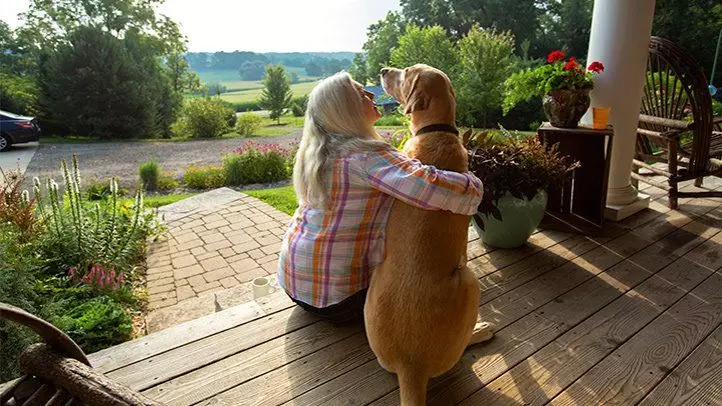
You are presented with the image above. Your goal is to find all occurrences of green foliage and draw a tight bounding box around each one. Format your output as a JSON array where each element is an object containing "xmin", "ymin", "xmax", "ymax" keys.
[
  {"xmin": 259, "ymin": 65, "xmax": 293, "ymax": 124},
  {"xmin": 713, "ymin": 100, "xmax": 722, "ymax": 118},
  {"xmin": 291, "ymin": 103, "xmax": 304, "ymax": 117},
  {"xmin": 349, "ymin": 53, "xmax": 370, "ymax": 85},
  {"xmin": 375, "ymin": 113, "xmax": 407, "ymax": 127},
  {"xmin": 183, "ymin": 165, "xmax": 225, "ymax": 189},
  {"xmin": 34, "ymin": 155, "xmax": 161, "ymax": 275},
  {"xmin": 0, "ymin": 170, "xmax": 39, "ymax": 242},
  {"xmin": 50, "ymin": 296, "xmax": 132, "ymax": 353},
  {"xmin": 38, "ymin": 26, "xmax": 179, "ymax": 139},
  {"xmin": 0, "ymin": 73, "xmax": 38, "ymax": 116},
  {"xmin": 223, "ymin": 142, "xmax": 291, "ymax": 186},
  {"xmin": 85, "ymin": 179, "xmax": 129, "ymax": 201},
  {"xmin": 363, "ymin": 11, "xmax": 406, "ymax": 84},
  {"xmin": 139, "ymin": 159, "xmax": 160, "ymax": 191},
  {"xmin": 239, "ymin": 60, "xmax": 267, "ymax": 80},
  {"xmin": 0, "ymin": 224, "xmax": 43, "ymax": 381},
  {"xmin": 157, "ymin": 172, "xmax": 179, "ymax": 191},
  {"xmin": 502, "ymin": 52, "xmax": 600, "ymax": 114},
  {"xmin": 245, "ymin": 185, "xmax": 298, "ymax": 215},
  {"xmin": 390, "ymin": 24, "xmax": 458, "ymax": 78},
  {"xmin": 456, "ymin": 26, "xmax": 516, "ymax": 127},
  {"xmin": 467, "ymin": 128, "xmax": 579, "ymax": 228},
  {"xmin": 173, "ymin": 98, "xmax": 233, "ymax": 138},
  {"xmin": 381, "ymin": 129, "xmax": 411, "ymax": 150},
  {"xmin": 235, "ymin": 113, "xmax": 263, "ymax": 136}
]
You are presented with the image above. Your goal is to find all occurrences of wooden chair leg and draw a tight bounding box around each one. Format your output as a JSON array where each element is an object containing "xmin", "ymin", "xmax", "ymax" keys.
[{"xmin": 668, "ymin": 141, "xmax": 679, "ymax": 210}]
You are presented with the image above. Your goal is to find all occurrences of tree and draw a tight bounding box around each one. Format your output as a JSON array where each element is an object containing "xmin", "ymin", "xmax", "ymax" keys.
[
  {"xmin": 166, "ymin": 53, "xmax": 201, "ymax": 93},
  {"xmin": 456, "ymin": 26, "xmax": 515, "ymax": 127},
  {"xmin": 289, "ymin": 71, "xmax": 300, "ymax": 84},
  {"xmin": 390, "ymin": 24, "xmax": 458, "ymax": 78},
  {"xmin": 38, "ymin": 26, "xmax": 173, "ymax": 139},
  {"xmin": 363, "ymin": 11, "xmax": 405, "ymax": 83},
  {"xmin": 239, "ymin": 60, "xmax": 267, "ymax": 80},
  {"xmin": 259, "ymin": 65, "xmax": 293, "ymax": 124},
  {"xmin": 305, "ymin": 61, "xmax": 322, "ymax": 76},
  {"xmin": 349, "ymin": 53, "xmax": 370, "ymax": 85},
  {"xmin": 653, "ymin": 0, "xmax": 722, "ymax": 82}
]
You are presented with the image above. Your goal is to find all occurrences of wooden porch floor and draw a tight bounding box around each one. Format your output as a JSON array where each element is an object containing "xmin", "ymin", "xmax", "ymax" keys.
[{"xmin": 87, "ymin": 179, "xmax": 722, "ymax": 406}]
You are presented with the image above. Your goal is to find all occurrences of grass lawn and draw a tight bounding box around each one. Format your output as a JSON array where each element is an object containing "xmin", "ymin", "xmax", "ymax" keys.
[
  {"xmin": 245, "ymin": 185, "xmax": 297, "ymax": 215},
  {"xmin": 220, "ymin": 81, "xmax": 319, "ymax": 103},
  {"xmin": 120, "ymin": 193, "xmax": 199, "ymax": 208}
]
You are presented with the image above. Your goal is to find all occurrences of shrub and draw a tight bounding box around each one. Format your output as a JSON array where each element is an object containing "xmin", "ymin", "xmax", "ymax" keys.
[
  {"xmin": 34, "ymin": 155, "xmax": 161, "ymax": 276},
  {"xmin": 235, "ymin": 113, "xmax": 263, "ymax": 136},
  {"xmin": 0, "ymin": 224, "xmax": 43, "ymax": 381},
  {"xmin": 291, "ymin": 102, "xmax": 304, "ymax": 117},
  {"xmin": 157, "ymin": 171, "xmax": 179, "ymax": 191},
  {"xmin": 183, "ymin": 165, "xmax": 225, "ymax": 189},
  {"xmin": 50, "ymin": 296, "xmax": 133, "ymax": 353},
  {"xmin": 225, "ymin": 100, "xmax": 262, "ymax": 112},
  {"xmin": 0, "ymin": 169, "xmax": 39, "ymax": 242},
  {"xmin": 138, "ymin": 159, "xmax": 160, "ymax": 191},
  {"xmin": 375, "ymin": 113, "xmax": 407, "ymax": 127},
  {"xmin": 223, "ymin": 141, "xmax": 291, "ymax": 185},
  {"xmin": 85, "ymin": 178, "xmax": 129, "ymax": 201},
  {"xmin": 172, "ymin": 98, "xmax": 233, "ymax": 138}
]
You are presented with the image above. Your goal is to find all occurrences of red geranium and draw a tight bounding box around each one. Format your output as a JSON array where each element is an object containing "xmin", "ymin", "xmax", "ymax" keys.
[
  {"xmin": 563, "ymin": 56, "xmax": 578, "ymax": 71},
  {"xmin": 587, "ymin": 61, "xmax": 604, "ymax": 73},
  {"xmin": 547, "ymin": 50, "xmax": 565, "ymax": 63}
]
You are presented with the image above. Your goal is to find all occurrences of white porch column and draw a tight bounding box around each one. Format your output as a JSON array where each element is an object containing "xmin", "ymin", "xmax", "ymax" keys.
[{"xmin": 581, "ymin": 0, "xmax": 656, "ymax": 221}]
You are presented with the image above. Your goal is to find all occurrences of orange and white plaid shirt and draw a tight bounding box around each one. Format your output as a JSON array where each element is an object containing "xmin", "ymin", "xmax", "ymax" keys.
[{"xmin": 278, "ymin": 145, "xmax": 483, "ymax": 308}]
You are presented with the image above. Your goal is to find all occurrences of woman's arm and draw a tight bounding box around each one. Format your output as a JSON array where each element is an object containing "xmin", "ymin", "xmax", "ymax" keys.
[{"xmin": 362, "ymin": 147, "xmax": 483, "ymax": 215}]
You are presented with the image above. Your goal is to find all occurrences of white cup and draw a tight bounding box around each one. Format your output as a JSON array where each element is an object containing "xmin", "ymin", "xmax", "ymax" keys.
[{"xmin": 252, "ymin": 277, "xmax": 271, "ymax": 299}]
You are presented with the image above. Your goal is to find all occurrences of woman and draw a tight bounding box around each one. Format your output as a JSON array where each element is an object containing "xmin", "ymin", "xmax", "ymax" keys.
[{"xmin": 279, "ymin": 72, "xmax": 483, "ymax": 324}]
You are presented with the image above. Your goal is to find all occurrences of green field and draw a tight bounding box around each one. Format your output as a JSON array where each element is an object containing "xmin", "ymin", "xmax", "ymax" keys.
[
  {"xmin": 195, "ymin": 68, "xmax": 317, "ymax": 92},
  {"xmin": 220, "ymin": 81, "xmax": 319, "ymax": 103}
]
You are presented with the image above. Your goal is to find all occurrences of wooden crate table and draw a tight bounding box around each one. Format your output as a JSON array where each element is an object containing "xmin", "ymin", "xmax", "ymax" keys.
[{"xmin": 537, "ymin": 122, "xmax": 614, "ymax": 232}]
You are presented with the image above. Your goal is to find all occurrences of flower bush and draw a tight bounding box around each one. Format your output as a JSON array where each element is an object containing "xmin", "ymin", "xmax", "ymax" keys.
[
  {"xmin": 183, "ymin": 165, "xmax": 225, "ymax": 189},
  {"xmin": 223, "ymin": 141, "xmax": 291, "ymax": 185},
  {"xmin": 467, "ymin": 128, "xmax": 580, "ymax": 228},
  {"xmin": 0, "ymin": 157, "xmax": 160, "ymax": 381},
  {"xmin": 503, "ymin": 50, "xmax": 604, "ymax": 113}
]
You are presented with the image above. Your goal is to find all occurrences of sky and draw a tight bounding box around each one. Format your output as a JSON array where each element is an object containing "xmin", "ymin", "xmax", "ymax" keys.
[{"xmin": 1, "ymin": 0, "xmax": 401, "ymax": 52}]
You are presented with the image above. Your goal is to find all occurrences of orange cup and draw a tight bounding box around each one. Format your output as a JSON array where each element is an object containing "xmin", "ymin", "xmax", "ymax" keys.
[{"xmin": 592, "ymin": 107, "xmax": 611, "ymax": 129}]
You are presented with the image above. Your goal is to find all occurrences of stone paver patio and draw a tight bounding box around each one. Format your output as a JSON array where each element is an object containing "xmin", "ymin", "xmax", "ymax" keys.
[{"xmin": 143, "ymin": 188, "xmax": 292, "ymax": 332}]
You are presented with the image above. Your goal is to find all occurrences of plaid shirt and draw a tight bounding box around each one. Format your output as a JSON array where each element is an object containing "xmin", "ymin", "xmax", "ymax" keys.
[{"xmin": 278, "ymin": 145, "xmax": 483, "ymax": 308}]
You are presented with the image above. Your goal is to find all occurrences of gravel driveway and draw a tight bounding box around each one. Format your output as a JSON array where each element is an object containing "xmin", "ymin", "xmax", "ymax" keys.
[{"xmin": 23, "ymin": 132, "xmax": 301, "ymax": 189}]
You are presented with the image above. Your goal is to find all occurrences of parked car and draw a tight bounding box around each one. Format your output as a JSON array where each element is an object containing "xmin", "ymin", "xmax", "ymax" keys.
[{"xmin": 0, "ymin": 110, "xmax": 42, "ymax": 151}]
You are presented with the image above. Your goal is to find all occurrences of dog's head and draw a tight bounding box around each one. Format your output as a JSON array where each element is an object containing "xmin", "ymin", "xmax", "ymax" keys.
[{"xmin": 379, "ymin": 64, "xmax": 455, "ymax": 116}]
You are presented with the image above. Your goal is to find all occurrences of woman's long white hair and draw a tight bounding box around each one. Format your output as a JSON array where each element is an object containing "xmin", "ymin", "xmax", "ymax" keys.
[{"xmin": 293, "ymin": 72, "xmax": 386, "ymax": 208}]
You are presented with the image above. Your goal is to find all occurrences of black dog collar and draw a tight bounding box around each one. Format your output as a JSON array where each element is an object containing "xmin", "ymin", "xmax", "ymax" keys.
[{"xmin": 415, "ymin": 123, "xmax": 459, "ymax": 136}]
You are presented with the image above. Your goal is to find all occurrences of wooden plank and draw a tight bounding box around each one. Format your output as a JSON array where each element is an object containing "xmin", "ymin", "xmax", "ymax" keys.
[
  {"xmin": 291, "ymin": 199, "xmax": 718, "ymax": 406},
  {"xmin": 107, "ymin": 306, "xmax": 320, "ymax": 391},
  {"xmin": 141, "ymin": 321, "xmax": 361, "ymax": 405},
  {"xmin": 638, "ymin": 324, "xmax": 722, "ymax": 406},
  {"xmin": 372, "ymin": 202, "xmax": 721, "ymax": 405},
  {"xmin": 88, "ymin": 291, "xmax": 294, "ymax": 373},
  {"xmin": 197, "ymin": 332, "xmax": 376, "ymax": 406},
  {"xmin": 549, "ymin": 272, "xmax": 722, "ymax": 405},
  {"xmin": 461, "ymin": 255, "xmax": 714, "ymax": 405}
]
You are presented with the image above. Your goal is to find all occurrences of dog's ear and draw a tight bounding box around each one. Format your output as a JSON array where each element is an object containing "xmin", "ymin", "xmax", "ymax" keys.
[
  {"xmin": 402, "ymin": 73, "xmax": 429, "ymax": 114},
  {"xmin": 461, "ymin": 129, "xmax": 472, "ymax": 147}
]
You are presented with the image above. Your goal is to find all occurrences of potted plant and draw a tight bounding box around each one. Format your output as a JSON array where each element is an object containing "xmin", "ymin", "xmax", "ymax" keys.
[
  {"xmin": 503, "ymin": 50, "xmax": 604, "ymax": 128},
  {"xmin": 467, "ymin": 128, "xmax": 580, "ymax": 248}
]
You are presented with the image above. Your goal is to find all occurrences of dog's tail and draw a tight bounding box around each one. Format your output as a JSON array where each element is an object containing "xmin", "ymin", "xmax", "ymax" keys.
[{"xmin": 397, "ymin": 366, "xmax": 428, "ymax": 406}]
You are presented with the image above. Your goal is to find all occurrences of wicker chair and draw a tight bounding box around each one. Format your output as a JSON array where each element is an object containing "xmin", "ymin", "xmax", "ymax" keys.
[
  {"xmin": 633, "ymin": 36, "xmax": 722, "ymax": 209},
  {"xmin": 0, "ymin": 303, "xmax": 162, "ymax": 406}
]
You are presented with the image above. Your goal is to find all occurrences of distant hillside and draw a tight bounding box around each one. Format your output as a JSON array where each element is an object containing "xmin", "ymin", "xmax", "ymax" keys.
[{"xmin": 186, "ymin": 51, "xmax": 354, "ymax": 73}]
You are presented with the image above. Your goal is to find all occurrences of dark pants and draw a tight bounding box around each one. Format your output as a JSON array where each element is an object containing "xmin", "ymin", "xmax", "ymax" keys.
[{"xmin": 289, "ymin": 289, "xmax": 367, "ymax": 325}]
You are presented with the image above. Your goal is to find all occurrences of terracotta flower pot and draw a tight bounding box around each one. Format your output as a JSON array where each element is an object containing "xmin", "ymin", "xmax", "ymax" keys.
[{"xmin": 543, "ymin": 89, "xmax": 591, "ymax": 128}]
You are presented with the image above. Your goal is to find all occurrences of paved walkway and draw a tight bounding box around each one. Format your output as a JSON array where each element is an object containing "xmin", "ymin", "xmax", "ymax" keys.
[
  {"xmin": 0, "ymin": 142, "xmax": 38, "ymax": 185},
  {"xmin": 144, "ymin": 188, "xmax": 292, "ymax": 332}
]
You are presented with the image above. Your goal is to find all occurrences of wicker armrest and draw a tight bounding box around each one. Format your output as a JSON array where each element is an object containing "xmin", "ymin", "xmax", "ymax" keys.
[
  {"xmin": 713, "ymin": 117, "xmax": 722, "ymax": 124},
  {"xmin": 637, "ymin": 127, "xmax": 685, "ymax": 141},
  {"xmin": 638, "ymin": 114, "xmax": 693, "ymax": 130}
]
